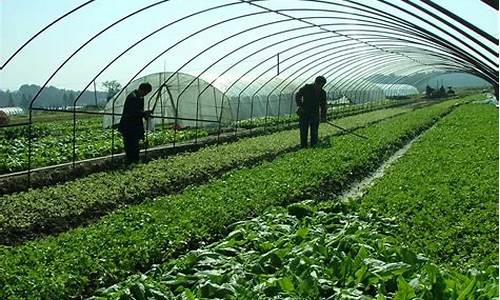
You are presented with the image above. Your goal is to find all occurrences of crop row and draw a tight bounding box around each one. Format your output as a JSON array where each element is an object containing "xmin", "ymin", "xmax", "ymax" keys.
[
  {"xmin": 234, "ymin": 98, "xmax": 406, "ymax": 129},
  {"xmin": 91, "ymin": 102, "xmax": 499, "ymax": 300},
  {"xmin": 0, "ymin": 98, "xmax": 414, "ymax": 174},
  {"xmin": 0, "ymin": 99, "xmax": 461, "ymax": 299},
  {"xmin": 358, "ymin": 103, "xmax": 499, "ymax": 269},
  {"xmin": 92, "ymin": 201, "xmax": 498, "ymax": 299},
  {"xmin": 0, "ymin": 106, "xmax": 412, "ymax": 245},
  {"xmin": 0, "ymin": 123, "xmax": 208, "ymax": 174}
]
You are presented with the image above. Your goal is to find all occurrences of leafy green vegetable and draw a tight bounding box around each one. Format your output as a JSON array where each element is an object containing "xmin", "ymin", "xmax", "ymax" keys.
[
  {"xmin": 0, "ymin": 98, "xmax": 471, "ymax": 299},
  {"xmin": 92, "ymin": 201, "xmax": 497, "ymax": 299},
  {"xmin": 360, "ymin": 104, "xmax": 499, "ymax": 269},
  {"xmin": 0, "ymin": 105, "xmax": 413, "ymax": 245}
]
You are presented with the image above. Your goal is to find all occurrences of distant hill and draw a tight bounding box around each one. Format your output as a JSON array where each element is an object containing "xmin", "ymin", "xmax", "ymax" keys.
[{"xmin": 0, "ymin": 84, "xmax": 108, "ymax": 108}]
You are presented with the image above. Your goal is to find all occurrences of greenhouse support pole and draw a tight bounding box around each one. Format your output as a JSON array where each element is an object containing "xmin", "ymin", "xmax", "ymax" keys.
[
  {"xmin": 111, "ymin": 99, "xmax": 115, "ymax": 166},
  {"xmin": 195, "ymin": 78, "xmax": 201, "ymax": 144},
  {"xmin": 144, "ymin": 82, "xmax": 153, "ymax": 163},
  {"xmin": 264, "ymin": 95, "xmax": 270, "ymax": 127},
  {"xmin": 160, "ymin": 73, "xmax": 165, "ymax": 129},
  {"xmin": 288, "ymin": 94, "xmax": 294, "ymax": 127},
  {"xmin": 173, "ymin": 72, "xmax": 181, "ymax": 148},
  {"xmin": 72, "ymin": 104, "xmax": 77, "ymax": 170},
  {"xmin": 277, "ymin": 52, "xmax": 280, "ymax": 75},
  {"xmin": 249, "ymin": 95, "xmax": 255, "ymax": 134},
  {"xmin": 277, "ymin": 92, "xmax": 282, "ymax": 130},
  {"xmin": 217, "ymin": 93, "xmax": 226, "ymax": 142},
  {"xmin": 27, "ymin": 109, "xmax": 33, "ymax": 188},
  {"xmin": 234, "ymin": 94, "xmax": 242, "ymax": 136}
]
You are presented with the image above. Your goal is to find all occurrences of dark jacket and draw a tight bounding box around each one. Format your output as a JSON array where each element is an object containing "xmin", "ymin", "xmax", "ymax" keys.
[
  {"xmin": 118, "ymin": 90, "xmax": 146, "ymax": 140},
  {"xmin": 295, "ymin": 84, "xmax": 327, "ymax": 120}
]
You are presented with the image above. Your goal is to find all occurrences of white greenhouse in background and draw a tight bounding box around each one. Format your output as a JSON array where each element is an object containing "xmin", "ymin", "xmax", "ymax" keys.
[
  {"xmin": 0, "ymin": 107, "xmax": 24, "ymax": 116},
  {"xmin": 376, "ymin": 84, "xmax": 419, "ymax": 97},
  {"xmin": 103, "ymin": 72, "xmax": 300, "ymax": 129}
]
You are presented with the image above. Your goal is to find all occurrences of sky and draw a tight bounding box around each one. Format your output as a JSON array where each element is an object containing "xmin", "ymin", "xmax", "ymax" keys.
[{"xmin": 0, "ymin": 0, "xmax": 498, "ymax": 91}]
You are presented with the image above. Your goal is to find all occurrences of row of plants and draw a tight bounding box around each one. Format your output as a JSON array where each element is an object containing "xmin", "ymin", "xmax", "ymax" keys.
[
  {"xmin": 0, "ymin": 99, "xmax": 400, "ymax": 174},
  {"xmin": 0, "ymin": 106, "xmax": 412, "ymax": 245},
  {"xmin": 91, "ymin": 102, "xmax": 498, "ymax": 300},
  {"xmin": 0, "ymin": 98, "xmax": 413, "ymax": 174},
  {"xmin": 0, "ymin": 122, "xmax": 208, "ymax": 174},
  {"xmin": 234, "ymin": 98, "xmax": 410, "ymax": 129},
  {"xmin": 0, "ymin": 99, "xmax": 462, "ymax": 299},
  {"xmin": 92, "ymin": 200, "xmax": 498, "ymax": 299},
  {"xmin": 1, "ymin": 116, "xmax": 103, "ymax": 140},
  {"xmin": 358, "ymin": 103, "xmax": 499, "ymax": 270}
]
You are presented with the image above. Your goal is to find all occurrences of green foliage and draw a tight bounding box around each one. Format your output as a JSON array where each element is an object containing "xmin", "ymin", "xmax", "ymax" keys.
[
  {"xmin": 92, "ymin": 202, "xmax": 498, "ymax": 299},
  {"xmin": 0, "ymin": 99, "xmax": 460, "ymax": 299},
  {"xmin": 0, "ymin": 105, "xmax": 412, "ymax": 245},
  {"xmin": 234, "ymin": 99, "xmax": 404, "ymax": 129},
  {"xmin": 0, "ymin": 117, "xmax": 207, "ymax": 173},
  {"xmin": 359, "ymin": 103, "xmax": 499, "ymax": 269}
]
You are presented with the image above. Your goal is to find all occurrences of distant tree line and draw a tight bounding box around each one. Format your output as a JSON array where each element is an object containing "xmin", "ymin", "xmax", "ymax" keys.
[{"xmin": 0, "ymin": 84, "xmax": 108, "ymax": 109}]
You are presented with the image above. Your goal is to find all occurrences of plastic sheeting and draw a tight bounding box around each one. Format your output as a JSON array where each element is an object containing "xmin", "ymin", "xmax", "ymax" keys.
[
  {"xmin": 0, "ymin": 107, "xmax": 24, "ymax": 116},
  {"xmin": 103, "ymin": 72, "xmax": 300, "ymax": 129},
  {"xmin": 376, "ymin": 84, "xmax": 419, "ymax": 97}
]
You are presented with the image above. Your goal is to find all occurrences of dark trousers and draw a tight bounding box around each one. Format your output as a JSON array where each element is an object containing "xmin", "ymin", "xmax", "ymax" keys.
[
  {"xmin": 299, "ymin": 115, "xmax": 319, "ymax": 148},
  {"xmin": 123, "ymin": 135, "xmax": 140, "ymax": 164}
]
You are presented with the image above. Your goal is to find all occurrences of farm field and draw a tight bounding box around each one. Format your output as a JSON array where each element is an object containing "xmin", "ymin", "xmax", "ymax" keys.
[
  {"xmin": 1, "ymin": 0, "xmax": 496, "ymax": 298},
  {"xmin": 0, "ymin": 97, "xmax": 466, "ymax": 299},
  {"xmin": 0, "ymin": 98, "xmax": 413, "ymax": 175},
  {"xmin": 92, "ymin": 103, "xmax": 499, "ymax": 299},
  {"xmin": 0, "ymin": 117, "xmax": 207, "ymax": 174},
  {"xmin": 234, "ymin": 98, "xmax": 405, "ymax": 129},
  {"xmin": 0, "ymin": 104, "xmax": 414, "ymax": 245},
  {"xmin": 358, "ymin": 104, "xmax": 499, "ymax": 269}
]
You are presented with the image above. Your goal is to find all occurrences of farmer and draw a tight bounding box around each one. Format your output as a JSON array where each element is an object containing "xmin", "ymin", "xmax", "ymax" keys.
[
  {"xmin": 117, "ymin": 82, "xmax": 153, "ymax": 164},
  {"xmin": 295, "ymin": 76, "xmax": 328, "ymax": 148}
]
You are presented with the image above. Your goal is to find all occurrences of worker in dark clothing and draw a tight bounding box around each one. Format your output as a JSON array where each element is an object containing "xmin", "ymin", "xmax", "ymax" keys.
[
  {"xmin": 295, "ymin": 76, "xmax": 328, "ymax": 148},
  {"xmin": 117, "ymin": 82, "xmax": 153, "ymax": 164}
]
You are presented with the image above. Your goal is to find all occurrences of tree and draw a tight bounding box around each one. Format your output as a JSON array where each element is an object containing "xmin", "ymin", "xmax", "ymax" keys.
[
  {"xmin": 7, "ymin": 92, "xmax": 15, "ymax": 107},
  {"xmin": 102, "ymin": 80, "xmax": 122, "ymax": 101},
  {"xmin": 62, "ymin": 93, "xmax": 68, "ymax": 106},
  {"xmin": 68, "ymin": 93, "xmax": 76, "ymax": 107},
  {"xmin": 21, "ymin": 94, "xmax": 30, "ymax": 109}
]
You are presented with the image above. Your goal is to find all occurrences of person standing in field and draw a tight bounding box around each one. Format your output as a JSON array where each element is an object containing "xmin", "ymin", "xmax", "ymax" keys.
[
  {"xmin": 295, "ymin": 76, "xmax": 328, "ymax": 148},
  {"xmin": 117, "ymin": 82, "xmax": 153, "ymax": 164}
]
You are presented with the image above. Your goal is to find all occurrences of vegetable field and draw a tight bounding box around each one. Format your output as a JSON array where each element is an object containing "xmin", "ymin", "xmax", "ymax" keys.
[
  {"xmin": 0, "ymin": 99, "xmax": 407, "ymax": 175},
  {"xmin": 0, "ymin": 117, "xmax": 207, "ymax": 174},
  {"xmin": 0, "ymin": 95, "xmax": 497, "ymax": 299}
]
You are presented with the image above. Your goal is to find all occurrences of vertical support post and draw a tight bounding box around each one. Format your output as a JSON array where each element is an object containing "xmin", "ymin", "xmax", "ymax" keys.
[
  {"xmin": 276, "ymin": 92, "xmax": 282, "ymax": 130},
  {"xmin": 173, "ymin": 73, "xmax": 181, "ymax": 148},
  {"xmin": 264, "ymin": 95, "xmax": 270, "ymax": 128},
  {"xmin": 160, "ymin": 73, "xmax": 165, "ymax": 129},
  {"xmin": 249, "ymin": 95, "xmax": 255, "ymax": 134},
  {"xmin": 235, "ymin": 94, "xmax": 242, "ymax": 136},
  {"xmin": 72, "ymin": 104, "xmax": 77, "ymax": 170},
  {"xmin": 217, "ymin": 93, "xmax": 226, "ymax": 142},
  {"xmin": 27, "ymin": 107, "xmax": 33, "ymax": 188},
  {"xmin": 195, "ymin": 78, "xmax": 200, "ymax": 144},
  {"xmin": 215, "ymin": 87, "xmax": 222, "ymax": 142},
  {"xmin": 277, "ymin": 52, "xmax": 280, "ymax": 76},
  {"xmin": 111, "ymin": 94, "xmax": 116, "ymax": 166}
]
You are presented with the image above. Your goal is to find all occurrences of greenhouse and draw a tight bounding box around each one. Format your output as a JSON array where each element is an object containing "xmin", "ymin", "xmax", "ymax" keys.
[
  {"xmin": 0, "ymin": 106, "xmax": 24, "ymax": 116},
  {"xmin": 376, "ymin": 83, "xmax": 420, "ymax": 97},
  {"xmin": 0, "ymin": 1, "xmax": 498, "ymax": 299},
  {"xmin": 104, "ymin": 72, "xmax": 300, "ymax": 129}
]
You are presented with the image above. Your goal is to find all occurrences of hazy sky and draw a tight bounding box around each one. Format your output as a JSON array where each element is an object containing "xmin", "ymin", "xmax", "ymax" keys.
[{"xmin": 1, "ymin": 0, "xmax": 498, "ymax": 91}]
